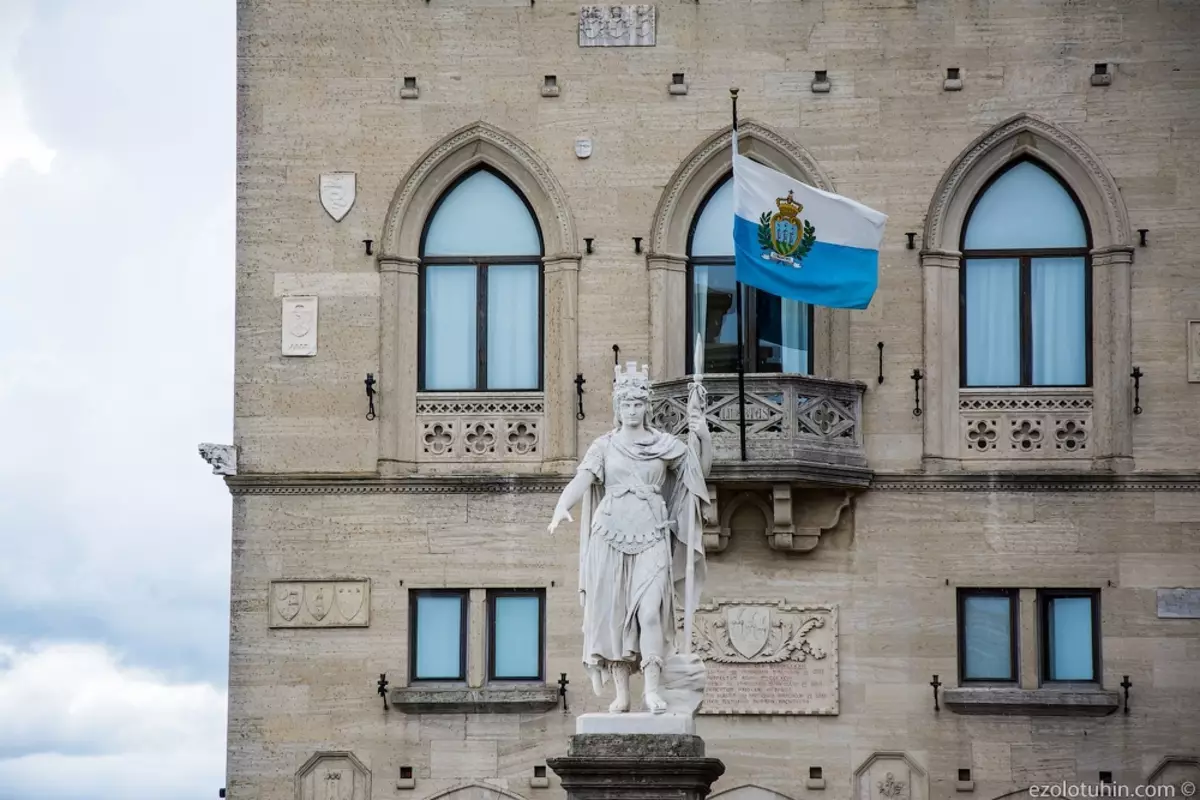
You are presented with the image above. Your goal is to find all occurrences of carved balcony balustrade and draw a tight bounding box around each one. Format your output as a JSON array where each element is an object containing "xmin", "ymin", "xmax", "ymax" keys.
[{"xmin": 649, "ymin": 373, "xmax": 870, "ymax": 487}]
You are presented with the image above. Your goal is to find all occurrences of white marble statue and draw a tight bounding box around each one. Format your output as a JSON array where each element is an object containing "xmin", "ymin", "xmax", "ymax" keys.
[{"xmin": 548, "ymin": 357, "xmax": 712, "ymax": 714}]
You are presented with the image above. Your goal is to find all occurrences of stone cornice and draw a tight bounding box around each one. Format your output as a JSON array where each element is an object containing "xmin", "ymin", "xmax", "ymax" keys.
[
  {"xmin": 871, "ymin": 471, "xmax": 1200, "ymax": 492},
  {"xmin": 225, "ymin": 471, "xmax": 1200, "ymax": 495}
]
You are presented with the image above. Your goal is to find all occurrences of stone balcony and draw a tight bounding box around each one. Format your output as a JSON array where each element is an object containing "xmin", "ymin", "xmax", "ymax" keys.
[{"xmin": 649, "ymin": 373, "xmax": 870, "ymax": 488}]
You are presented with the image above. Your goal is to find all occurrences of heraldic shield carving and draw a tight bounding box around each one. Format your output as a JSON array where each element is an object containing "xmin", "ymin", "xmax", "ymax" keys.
[
  {"xmin": 269, "ymin": 580, "xmax": 371, "ymax": 628},
  {"xmin": 319, "ymin": 172, "xmax": 356, "ymax": 222}
]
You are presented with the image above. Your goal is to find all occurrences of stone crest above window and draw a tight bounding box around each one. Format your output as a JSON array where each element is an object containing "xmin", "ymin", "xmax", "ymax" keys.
[{"xmin": 920, "ymin": 113, "xmax": 1134, "ymax": 472}]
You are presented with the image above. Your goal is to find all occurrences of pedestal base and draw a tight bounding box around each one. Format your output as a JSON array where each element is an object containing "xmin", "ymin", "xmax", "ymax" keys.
[
  {"xmin": 548, "ymin": 733, "xmax": 725, "ymax": 800},
  {"xmin": 576, "ymin": 712, "xmax": 695, "ymax": 735}
]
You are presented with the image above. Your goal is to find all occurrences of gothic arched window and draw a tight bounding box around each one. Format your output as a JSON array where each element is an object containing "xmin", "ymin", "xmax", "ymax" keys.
[
  {"xmin": 687, "ymin": 174, "xmax": 813, "ymax": 375},
  {"xmin": 961, "ymin": 160, "xmax": 1091, "ymax": 387},
  {"xmin": 420, "ymin": 169, "xmax": 543, "ymax": 391}
]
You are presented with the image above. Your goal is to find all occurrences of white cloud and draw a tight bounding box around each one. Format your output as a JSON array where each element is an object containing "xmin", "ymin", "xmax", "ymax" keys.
[
  {"xmin": 0, "ymin": 0, "xmax": 55, "ymax": 174},
  {"xmin": 0, "ymin": 641, "xmax": 226, "ymax": 800}
]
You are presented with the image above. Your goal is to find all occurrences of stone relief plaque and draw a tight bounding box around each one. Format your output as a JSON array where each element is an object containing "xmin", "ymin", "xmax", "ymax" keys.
[
  {"xmin": 854, "ymin": 753, "xmax": 927, "ymax": 800},
  {"xmin": 319, "ymin": 172, "xmax": 356, "ymax": 222},
  {"xmin": 1157, "ymin": 588, "xmax": 1200, "ymax": 619},
  {"xmin": 1148, "ymin": 756, "xmax": 1200, "ymax": 794},
  {"xmin": 686, "ymin": 600, "xmax": 837, "ymax": 715},
  {"xmin": 282, "ymin": 296, "xmax": 318, "ymax": 357},
  {"xmin": 296, "ymin": 751, "xmax": 371, "ymax": 800},
  {"xmin": 1188, "ymin": 320, "xmax": 1200, "ymax": 382},
  {"xmin": 270, "ymin": 580, "xmax": 370, "ymax": 628},
  {"xmin": 578, "ymin": 5, "xmax": 655, "ymax": 47}
]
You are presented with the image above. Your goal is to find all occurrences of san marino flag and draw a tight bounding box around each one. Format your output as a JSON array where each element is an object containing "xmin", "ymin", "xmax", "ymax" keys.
[{"xmin": 732, "ymin": 141, "xmax": 888, "ymax": 310}]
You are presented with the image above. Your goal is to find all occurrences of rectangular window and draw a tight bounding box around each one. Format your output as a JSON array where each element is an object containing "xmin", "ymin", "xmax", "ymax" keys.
[
  {"xmin": 488, "ymin": 589, "xmax": 545, "ymax": 681},
  {"xmin": 410, "ymin": 590, "xmax": 468, "ymax": 681},
  {"xmin": 1040, "ymin": 589, "xmax": 1099, "ymax": 682},
  {"xmin": 421, "ymin": 263, "xmax": 542, "ymax": 391},
  {"xmin": 957, "ymin": 589, "xmax": 1019, "ymax": 682},
  {"xmin": 962, "ymin": 256, "xmax": 1090, "ymax": 388}
]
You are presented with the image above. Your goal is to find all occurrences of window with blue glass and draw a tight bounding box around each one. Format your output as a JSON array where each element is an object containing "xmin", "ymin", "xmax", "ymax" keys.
[
  {"xmin": 961, "ymin": 160, "xmax": 1091, "ymax": 388},
  {"xmin": 420, "ymin": 169, "xmax": 544, "ymax": 391},
  {"xmin": 957, "ymin": 588, "xmax": 1019, "ymax": 683},
  {"xmin": 1040, "ymin": 589, "xmax": 1100, "ymax": 682},
  {"xmin": 688, "ymin": 174, "xmax": 813, "ymax": 375},
  {"xmin": 487, "ymin": 589, "xmax": 545, "ymax": 681},
  {"xmin": 409, "ymin": 590, "xmax": 468, "ymax": 681}
]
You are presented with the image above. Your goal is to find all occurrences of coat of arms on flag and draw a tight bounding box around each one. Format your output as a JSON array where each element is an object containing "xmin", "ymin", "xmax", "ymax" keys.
[{"xmin": 757, "ymin": 190, "xmax": 816, "ymax": 267}]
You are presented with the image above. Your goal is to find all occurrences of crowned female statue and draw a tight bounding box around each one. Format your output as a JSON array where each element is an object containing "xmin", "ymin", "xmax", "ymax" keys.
[{"xmin": 548, "ymin": 358, "xmax": 712, "ymax": 714}]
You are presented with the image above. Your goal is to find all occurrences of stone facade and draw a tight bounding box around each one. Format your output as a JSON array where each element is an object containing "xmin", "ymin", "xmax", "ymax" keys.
[{"xmin": 229, "ymin": 1, "xmax": 1200, "ymax": 799}]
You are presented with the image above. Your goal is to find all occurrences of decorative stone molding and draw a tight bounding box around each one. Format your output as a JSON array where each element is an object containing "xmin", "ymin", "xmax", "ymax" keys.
[
  {"xmin": 420, "ymin": 783, "xmax": 532, "ymax": 800},
  {"xmin": 578, "ymin": 4, "xmax": 656, "ymax": 47},
  {"xmin": 709, "ymin": 785, "xmax": 797, "ymax": 800},
  {"xmin": 375, "ymin": 123, "xmax": 580, "ymax": 476},
  {"xmin": 269, "ymin": 580, "xmax": 370, "ymax": 628},
  {"xmin": 198, "ymin": 443, "xmax": 237, "ymax": 476},
  {"xmin": 919, "ymin": 114, "xmax": 1134, "ymax": 471},
  {"xmin": 646, "ymin": 121, "xmax": 847, "ymax": 382},
  {"xmin": 959, "ymin": 389, "xmax": 1093, "ymax": 460},
  {"xmin": 1147, "ymin": 756, "xmax": 1200, "ymax": 790},
  {"xmin": 416, "ymin": 393, "xmax": 544, "ymax": 463},
  {"xmin": 943, "ymin": 687, "xmax": 1120, "ymax": 716},
  {"xmin": 296, "ymin": 751, "xmax": 371, "ymax": 800},
  {"xmin": 389, "ymin": 685, "xmax": 559, "ymax": 714},
  {"xmin": 854, "ymin": 753, "xmax": 927, "ymax": 800},
  {"xmin": 871, "ymin": 472, "xmax": 1200, "ymax": 492}
]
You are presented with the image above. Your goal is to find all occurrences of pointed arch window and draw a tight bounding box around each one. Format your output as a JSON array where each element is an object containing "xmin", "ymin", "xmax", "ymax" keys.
[
  {"xmin": 960, "ymin": 160, "xmax": 1091, "ymax": 387},
  {"xmin": 687, "ymin": 174, "xmax": 813, "ymax": 375},
  {"xmin": 419, "ymin": 169, "xmax": 544, "ymax": 391}
]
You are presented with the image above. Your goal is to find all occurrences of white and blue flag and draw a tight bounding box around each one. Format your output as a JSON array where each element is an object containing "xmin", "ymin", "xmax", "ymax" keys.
[{"xmin": 732, "ymin": 143, "xmax": 887, "ymax": 310}]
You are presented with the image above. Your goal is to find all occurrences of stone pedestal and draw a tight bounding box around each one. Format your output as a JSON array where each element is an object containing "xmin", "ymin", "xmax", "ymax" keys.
[{"xmin": 547, "ymin": 733, "xmax": 725, "ymax": 800}]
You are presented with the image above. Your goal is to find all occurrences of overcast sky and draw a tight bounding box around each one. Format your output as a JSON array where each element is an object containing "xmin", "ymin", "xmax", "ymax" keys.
[{"xmin": 0, "ymin": 1, "xmax": 233, "ymax": 797}]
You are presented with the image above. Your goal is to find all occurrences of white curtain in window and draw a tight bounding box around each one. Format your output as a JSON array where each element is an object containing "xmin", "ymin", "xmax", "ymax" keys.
[
  {"xmin": 691, "ymin": 265, "xmax": 709, "ymax": 369},
  {"xmin": 487, "ymin": 265, "xmax": 539, "ymax": 389},
  {"xmin": 780, "ymin": 298, "xmax": 809, "ymax": 374},
  {"xmin": 1032, "ymin": 257, "xmax": 1087, "ymax": 386},
  {"xmin": 965, "ymin": 259, "xmax": 1021, "ymax": 386},
  {"xmin": 1048, "ymin": 597, "xmax": 1094, "ymax": 680},
  {"xmin": 425, "ymin": 266, "xmax": 477, "ymax": 390},
  {"xmin": 493, "ymin": 596, "xmax": 540, "ymax": 678},
  {"xmin": 963, "ymin": 595, "xmax": 1013, "ymax": 680},
  {"xmin": 415, "ymin": 595, "xmax": 463, "ymax": 679}
]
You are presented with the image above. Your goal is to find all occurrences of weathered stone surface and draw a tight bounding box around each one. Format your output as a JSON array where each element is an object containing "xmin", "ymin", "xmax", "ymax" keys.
[
  {"xmin": 550, "ymin": 734, "xmax": 724, "ymax": 800},
  {"xmin": 390, "ymin": 686, "xmax": 560, "ymax": 715},
  {"xmin": 943, "ymin": 688, "xmax": 1122, "ymax": 716}
]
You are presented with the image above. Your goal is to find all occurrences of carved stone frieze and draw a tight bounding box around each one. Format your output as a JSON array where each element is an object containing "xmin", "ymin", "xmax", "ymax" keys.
[
  {"xmin": 578, "ymin": 5, "xmax": 656, "ymax": 47},
  {"xmin": 296, "ymin": 751, "xmax": 371, "ymax": 800},
  {"xmin": 959, "ymin": 390, "xmax": 1092, "ymax": 460},
  {"xmin": 416, "ymin": 393, "xmax": 543, "ymax": 462},
  {"xmin": 686, "ymin": 600, "xmax": 837, "ymax": 715},
  {"xmin": 854, "ymin": 753, "xmax": 926, "ymax": 800},
  {"xmin": 270, "ymin": 580, "xmax": 370, "ymax": 628},
  {"xmin": 198, "ymin": 443, "xmax": 237, "ymax": 476}
]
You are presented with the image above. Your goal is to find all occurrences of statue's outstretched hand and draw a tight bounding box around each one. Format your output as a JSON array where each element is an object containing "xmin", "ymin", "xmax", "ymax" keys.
[{"xmin": 547, "ymin": 506, "xmax": 574, "ymax": 533}]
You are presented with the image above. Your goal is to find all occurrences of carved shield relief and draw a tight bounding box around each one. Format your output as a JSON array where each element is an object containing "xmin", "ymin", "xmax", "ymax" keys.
[
  {"xmin": 305, "ymin": 584, "xmax": 333, "ymax": 621},
  {"xmin": 335, "ymin": 584, "xmax": 366, "ymax": 623},
  {"xmin": 275, "ymin": 586, "xmax": 301, "ymax": 622},
  {"xmin": 319, "ymin": 172, "xmax": 356, "ymax": 222},
  {"xmin": 726, "ymin": 606, "xmax": 771, "ymax": 660}
]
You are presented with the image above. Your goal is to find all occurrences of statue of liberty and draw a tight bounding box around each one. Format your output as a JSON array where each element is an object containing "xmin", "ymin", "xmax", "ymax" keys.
[{"xmin": 548, "ymin": 357, "xmax": 712, "ymax": 714}]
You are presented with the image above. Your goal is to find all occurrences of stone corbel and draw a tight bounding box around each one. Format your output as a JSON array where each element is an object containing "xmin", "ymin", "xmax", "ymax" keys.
[
  {"xmin": 767, "ymin": 487, "xmax": 854, "ymax": 553},
  {"xmin": 701, "ymin": 482, "xmax": 725, "ymax": 552}
]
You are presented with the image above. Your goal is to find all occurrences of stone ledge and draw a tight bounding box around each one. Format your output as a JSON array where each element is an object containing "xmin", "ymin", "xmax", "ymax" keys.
[
  {"xmin": 390, "ymin": 685, "xmax": 559, "ymax": 714},
  {"xmin": 943, "ymin": 687, "xmax": 1121, "ymax": 716}
]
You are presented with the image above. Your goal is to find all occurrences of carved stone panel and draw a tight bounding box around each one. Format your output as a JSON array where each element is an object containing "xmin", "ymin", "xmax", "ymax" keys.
[
  {"xmin": 1148, "ymin": 756, "xmax": 1200, "ymax": 794},
  {"xmin": 959, "ymin": 389, "xmax": 1092, "ymax": 460},
  {"xmin": 270, "ymin": 580, "xmax": 370, "ymax": 628},
  {"xmin": 282, "ymin": 296, "xmax": 318, "ymax": 356},
  {"xmin": 1188, "ymin": 321, "xmax": 1200, "ymax": 382},
  {"xmin": 416, "ymin": 393, "xmax": 543, "ymax": 463},
  {"xmin": 296, "ymin": 751, "xmax": 371, "ymax": 800},
  {"xmin": 854, "ymin": 753, "xmax": 927, "ymax": 800},
  {"xmin": 319, "ymin": 172, "xmax": 356, "ymax": 222},
  {"xmin": 688, "ymin": 600, "xmax": 837, "ymax": 715},
  {"xmin": 578, "ymin": 5, "xmax": 655, "ymax": 47},
  {"xmin": 1157, "ymin": 588, "xmax": 1200, "ymax": 618}
]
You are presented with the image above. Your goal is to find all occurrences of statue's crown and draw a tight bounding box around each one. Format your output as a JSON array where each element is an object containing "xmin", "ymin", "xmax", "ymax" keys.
[
  {"xmin": 776, "ymin": 190, "xmax": 802, "ymax": 218},
  {"xmin": 614, "ymin": 360, "xmax": 650, "ymax": 391}
]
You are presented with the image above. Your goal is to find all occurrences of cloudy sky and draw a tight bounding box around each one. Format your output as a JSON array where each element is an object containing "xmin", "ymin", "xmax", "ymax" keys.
[{"xmin": 0, "ymin": 1, "xmax": 232, "ymax": 797}]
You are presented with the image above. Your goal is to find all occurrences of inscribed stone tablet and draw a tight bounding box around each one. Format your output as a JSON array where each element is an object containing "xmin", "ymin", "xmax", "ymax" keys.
[{"xmin": 1157, "ymin": 588, "xmax": 1200, "ymax": 619}]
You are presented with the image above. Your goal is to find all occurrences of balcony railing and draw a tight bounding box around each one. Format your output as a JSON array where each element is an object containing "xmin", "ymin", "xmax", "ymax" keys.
[{"xmin": 650, "ymin": 373, "xmax": 870, "ymax": 486}]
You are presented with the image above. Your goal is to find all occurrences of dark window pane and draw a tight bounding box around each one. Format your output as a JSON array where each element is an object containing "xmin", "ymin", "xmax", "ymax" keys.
[
  {"xmin": 692, "ymin": 264, "xmax": 739, "ymax": 373},
  {"xmin": 754, "ymin": 291, "xmax": 810, "ymax": 374},
  {"xmin": 963, "ymin": 594, "xmax": 1014, "ymax": 680}
]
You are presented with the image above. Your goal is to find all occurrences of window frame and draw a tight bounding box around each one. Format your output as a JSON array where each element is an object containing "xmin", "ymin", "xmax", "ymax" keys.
[
  {"xmin": 958, "ymin": 158, "xmax": 1094, "ymax": 389},
  {"xmin": 408, "ymin": 589, "xmax": 470, "ymax": 683},
  {"xmin": 685, "ymin": 172, "xmax": 815, "ymax": 376},
  {"xmin": 417, "ymin": 167, "xmax": 546, "ymax": 393},
  {"xmin": 486, "ymin": 588, "xmax": 546, "ymax": 683},
  {"xmin": 1038, "ymin": 588, "xmax": 1101, "ymax": 685},
  {"xmin": 956, "ymin": 587, "xmax": 1020, "ymax": 685}
]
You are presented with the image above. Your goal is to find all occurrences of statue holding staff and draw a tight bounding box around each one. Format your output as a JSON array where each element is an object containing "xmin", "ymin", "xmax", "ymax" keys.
[{"xmin": 548, "ymin": 344, "xmax": 712, "ymax": 714}]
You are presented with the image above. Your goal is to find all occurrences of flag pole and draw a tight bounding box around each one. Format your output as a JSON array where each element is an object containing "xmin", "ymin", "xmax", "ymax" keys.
[{"xmin": 731, "ymin": 87, "xmax": 748, "ymax": 462}]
